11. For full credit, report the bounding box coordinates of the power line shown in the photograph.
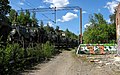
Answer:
[25,0,36,8]
[10,1,22,9]
[20,0,34,8]
[24,2,33,8]
[42,14,55,23]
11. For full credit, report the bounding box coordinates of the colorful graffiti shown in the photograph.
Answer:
[76,44,116,54]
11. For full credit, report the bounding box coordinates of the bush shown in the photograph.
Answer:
[0,43,24,74]
[42,41,55,58]
[0,41,55,74]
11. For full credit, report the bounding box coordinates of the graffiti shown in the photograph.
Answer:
[97,45,105,54]
[117,39,120,56]
[78,44,116,54]
[87,45,95,54]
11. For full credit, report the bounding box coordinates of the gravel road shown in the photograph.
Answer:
[21,51,120,75]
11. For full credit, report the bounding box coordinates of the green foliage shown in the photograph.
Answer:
[0,0,11,28]
[83,13,116,44]
[5,43,24,62]
[9,9,17,24]
[42,41,55,58]
[65,28,78,39]
[10,10,38,27]
[0,43,24,74]
[40,20,44,28]
[31,12,38,27]
[0,41,56,74]
[44,23,54,33]
[17,11,26,26]
[0,0,11,15]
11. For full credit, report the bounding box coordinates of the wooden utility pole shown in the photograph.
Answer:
[80,8,82,44]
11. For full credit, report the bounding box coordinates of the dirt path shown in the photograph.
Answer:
[21,51,120,75]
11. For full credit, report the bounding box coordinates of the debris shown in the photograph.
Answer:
[90,59,99,62]
[114,57,120,61]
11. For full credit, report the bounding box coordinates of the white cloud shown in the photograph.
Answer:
[19,2,24,5]
[18,0,25,5]
[38,5,44,8]
[44,21,53,27]
[44,0,69,8]
[116,0,120,2]
[82,11,87,14]
[48,21,53,27]
[58,12,78,22]
[74,9,78,12]
[104,0,119,14]
[84,22,92,28]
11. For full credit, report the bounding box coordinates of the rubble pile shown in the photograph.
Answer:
[79,54,120,74]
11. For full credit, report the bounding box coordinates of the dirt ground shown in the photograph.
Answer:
[21,50,120,75]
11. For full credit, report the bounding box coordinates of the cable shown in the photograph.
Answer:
[42,13,55,23]
[25,0,36,8]
[20,0,34,8]
[10,1,22,9]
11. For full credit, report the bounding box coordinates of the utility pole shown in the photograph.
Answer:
[54,7,56,23]
[80,8,82,44]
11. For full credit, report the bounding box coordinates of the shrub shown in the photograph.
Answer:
[42,41,55,58]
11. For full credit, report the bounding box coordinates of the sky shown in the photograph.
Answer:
[9,0,120,35]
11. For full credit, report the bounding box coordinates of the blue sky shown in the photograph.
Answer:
[9,0,120,35]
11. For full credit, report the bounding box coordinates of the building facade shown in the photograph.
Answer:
[116,3,120,42]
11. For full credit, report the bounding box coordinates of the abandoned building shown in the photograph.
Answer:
[116,3,120,42]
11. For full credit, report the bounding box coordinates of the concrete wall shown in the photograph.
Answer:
[116,3,120,41]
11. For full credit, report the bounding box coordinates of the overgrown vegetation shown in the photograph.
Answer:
[0,41,56,74]
[83,13,116,44]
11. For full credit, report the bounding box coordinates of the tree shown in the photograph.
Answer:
[109,10,116,24]
[9,9,17,24]
[24,10,31,26]
[65,29,71,38]
[0,0,11,15]
[65,28,78,39]
[108,11,116,43]
[83,13,110,44]
[0,0,11,25]
[55,26,59,31]
[17,11,25,26]
[40,20,44,28]
[0,0,11,42]
[31,12,38,27]
[44,23,54,33]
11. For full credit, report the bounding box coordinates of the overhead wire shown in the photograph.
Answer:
[25,0,36,8]
[20,0,34,9]
[10,1,22,9]
[42,13,56,23]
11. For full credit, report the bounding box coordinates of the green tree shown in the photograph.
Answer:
[31,12,38,27]
[65,28,78,39]
[9,9,17,24]
[83,13,109,44]
[25,10,32,26]
[109,10,116,24]
[44,23,54,33]
[65,29,71,38]
[40,20,44,28]
[0,0,11,25]
[17,11,25,26]
[0,0,11,15]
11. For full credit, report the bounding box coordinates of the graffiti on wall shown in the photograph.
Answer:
[78,44,116,54]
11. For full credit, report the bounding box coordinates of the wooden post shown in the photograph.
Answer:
[80,8,82,44]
